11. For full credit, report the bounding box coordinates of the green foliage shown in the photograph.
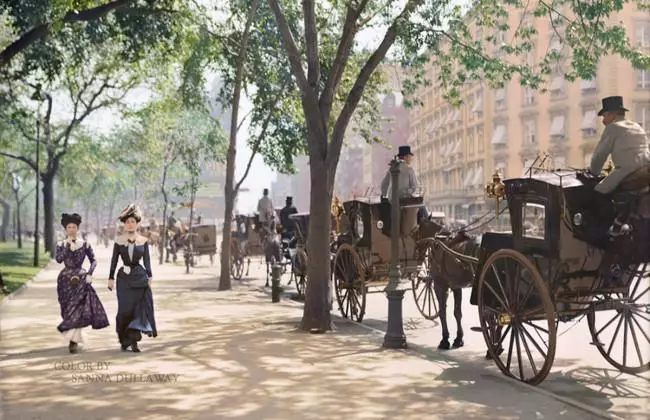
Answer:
[396,0,650,106]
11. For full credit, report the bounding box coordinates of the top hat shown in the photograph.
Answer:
[398,145,414,157]
[597,96,629,116]
[286,196,293,201]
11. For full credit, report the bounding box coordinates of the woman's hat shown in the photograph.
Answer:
[61,213,82,227]
[117,203,142,223]
[398,145,413,157]
[597,96,629,116]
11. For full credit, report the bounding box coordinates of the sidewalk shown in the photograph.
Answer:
[0,246,597,420]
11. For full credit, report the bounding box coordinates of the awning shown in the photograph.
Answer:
[580,79,597,90]
[451,139,461,155]
[463,167,476,187]
[427,121,437,134]
[491,125,507,145]
[451,109,461,123]
[550,76,563,92]
[495,88,506,101]
[406,132,416,143]
[441,142,449,157]
[472,96,483,114]
[550,115,565,137]
[581,110,597,130]
[550,37,561,51]
[472,165,484,185]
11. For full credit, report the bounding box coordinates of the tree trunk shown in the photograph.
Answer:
[218,187,235,290]
[186,185,196,274]
[42,175,55,255]
[0,196,9,242]
[300,158,334,332]
[159,164,170,265]
[14,191,22,249]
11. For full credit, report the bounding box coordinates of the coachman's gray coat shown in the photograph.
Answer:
[590,116,650,194]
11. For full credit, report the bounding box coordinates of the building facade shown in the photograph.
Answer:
[408,4,650,222]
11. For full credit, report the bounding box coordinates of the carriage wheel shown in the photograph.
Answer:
[587,263,650,374]
[477,249,557,385]
[293,248,308,298]
[333,244,367,322]
[410,240,439,320]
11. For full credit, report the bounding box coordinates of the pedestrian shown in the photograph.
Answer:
[108,204,157,353]
[55,213,109,354]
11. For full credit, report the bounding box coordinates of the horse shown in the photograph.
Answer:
[428,228,481,350]
[258,220,282,287]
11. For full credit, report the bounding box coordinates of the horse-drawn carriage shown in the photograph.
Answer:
[422,166,650,385]
[330,196,442,322]
[184,224,217,268]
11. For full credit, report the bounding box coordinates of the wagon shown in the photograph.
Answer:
[465,168,650,385]
[230,214,284,283]
[185,224,217,267]
[331,196,443,322]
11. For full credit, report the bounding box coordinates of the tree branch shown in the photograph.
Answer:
[267,0,310,94]
[327,0,422,171]
[303,0,320,95]
[0,151,37,171]
[319,0,370,127]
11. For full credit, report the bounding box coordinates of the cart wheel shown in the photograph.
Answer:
[231,255,244,280]
[587,263,650,374]
[294,248,308,298]
[411,239,439,320]
[477,249,557,385]
[333,244,367,322]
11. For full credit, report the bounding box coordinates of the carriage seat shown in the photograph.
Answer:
[608,165,650,237]
[378,197,424,238]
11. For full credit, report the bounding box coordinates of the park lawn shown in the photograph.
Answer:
[0,241,50,298]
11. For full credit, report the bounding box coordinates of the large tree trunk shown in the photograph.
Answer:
[0,196,10,242]
[300,158,334,332]
[14,190,22,249]
[218,185,235,290]
[42,175,55,255]
[159,165,170,265]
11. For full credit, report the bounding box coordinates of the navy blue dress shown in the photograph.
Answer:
[109,235,157,347]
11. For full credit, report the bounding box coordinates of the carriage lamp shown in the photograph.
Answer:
[377,220,384,229]
[331,196,344,234]
[485,170,506,199]
[573,213,583,226]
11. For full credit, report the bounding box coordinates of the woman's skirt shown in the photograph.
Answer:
[56,268,110,336]
[115,266,157,346]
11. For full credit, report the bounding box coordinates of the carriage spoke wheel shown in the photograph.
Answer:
[478,249,557,385]
[411,240,439,320]
[230,241,245,281]
[587,263,650,374]
[334,244,367,322]
[293,248,308,298]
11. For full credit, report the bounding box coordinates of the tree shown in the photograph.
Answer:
[0,48,142,254]
[265,0,650,332]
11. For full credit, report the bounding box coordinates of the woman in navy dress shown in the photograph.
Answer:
[55,213,109,353]
[108,204,157,352]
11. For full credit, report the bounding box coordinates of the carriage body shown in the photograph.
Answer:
[469,169,650,385]
[190,224,217,256]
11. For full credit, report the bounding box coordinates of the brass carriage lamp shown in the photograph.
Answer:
[485,170,506,199]
[331,195,344,234]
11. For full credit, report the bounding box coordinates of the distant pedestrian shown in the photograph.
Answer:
[108,204,157,353]
[55,213,109,354]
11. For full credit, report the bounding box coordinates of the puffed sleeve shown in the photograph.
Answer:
[143,242,153,279]
[84,242,97,276]
[109,243,119,280]
[590,124,615,175]
[55,241,68,263]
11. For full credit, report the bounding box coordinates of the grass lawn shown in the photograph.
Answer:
[0,241,50,297]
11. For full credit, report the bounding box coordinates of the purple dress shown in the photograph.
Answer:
[55,240,110,334]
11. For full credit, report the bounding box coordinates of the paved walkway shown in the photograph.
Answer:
[0,245,599,419]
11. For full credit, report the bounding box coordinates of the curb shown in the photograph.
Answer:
[255,285,624,420]
[0,259,54,306]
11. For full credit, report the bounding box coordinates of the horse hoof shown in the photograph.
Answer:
[485,346,504,360]
[452,338,464,348]
[438,339,450,350]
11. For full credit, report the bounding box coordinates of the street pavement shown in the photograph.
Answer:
[0,241,644,419]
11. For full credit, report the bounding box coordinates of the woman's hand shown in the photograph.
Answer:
[86,275,93,284]
[107,279,114,291]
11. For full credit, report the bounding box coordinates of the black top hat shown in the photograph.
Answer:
[597,96,629,116]
[398,145,413,157]
[61,213,82,227]
[286,196,293,201]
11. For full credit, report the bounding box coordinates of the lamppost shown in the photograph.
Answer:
[10,172,22,249]
[33,107,41,267]
[383,157,407,349]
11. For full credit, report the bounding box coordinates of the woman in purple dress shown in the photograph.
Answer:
[108,204,157,352]
[55,213,109,354]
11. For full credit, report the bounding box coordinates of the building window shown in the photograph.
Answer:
[637,105,650,133]
[549,34,562,52]
[638,71,650,89]
[550,114,566,140]
[477,126,484,152]
[552,156,567,170]
[473,164,484,187]
[467,128,475,154]
[523,158,535,176]
[491,124,508,147]
[580,78,597,94]
[550,76,565,98]
[523,119,536,144]
[581,109,598,137]
[495,88,507,111]
[494,161,507,177]
[636,21,650,48]
[472,91,484,117]
[523,87,535,106]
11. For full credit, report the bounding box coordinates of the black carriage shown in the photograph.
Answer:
[331,196,443,322]
[470,168,650,385]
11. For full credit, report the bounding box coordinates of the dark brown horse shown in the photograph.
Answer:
[429,229,481,350]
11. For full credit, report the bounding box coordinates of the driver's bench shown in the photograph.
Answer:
[377,196,425,238]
